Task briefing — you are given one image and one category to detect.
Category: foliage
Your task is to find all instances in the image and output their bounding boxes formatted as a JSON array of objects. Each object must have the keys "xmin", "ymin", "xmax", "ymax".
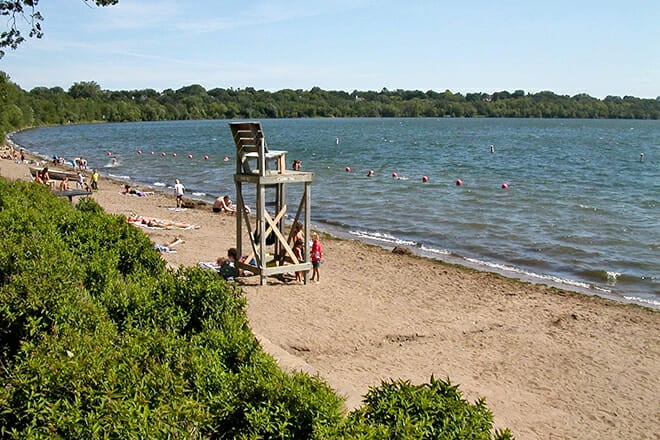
[
  {"xmin": 328, "ymin": 377, "xmax": 514, "ymax": 440},
  {"xmin": 2, "ymin": 71, "xmax": 660, "ymax": 140},
  {"xmin": 0, "ymin": 179, "xmax": 511, "ymax": 438},
  {"xmin": 0, "ymin": 179, "xmax": 345, "ymax": 438},
  {"xmin": 0, "ymin": 1, "xmax": 118, "ymax": 58}
]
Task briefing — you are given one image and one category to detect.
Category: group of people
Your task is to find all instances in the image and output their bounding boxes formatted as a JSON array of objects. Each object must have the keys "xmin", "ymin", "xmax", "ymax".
[
  {"xmin": 33, "ymin": 165, "xmax": 99, "ymax": 192},
  {"xmin": 289, "ymin": 222, "xmax": 322, "ymax": 283},
  {"xmin": 208, "ymin": 222, "xmax": 323, "ymax": 284},
  {"xmin": 136, "ymin": 178, "xmax": 324, "ymax": 284},
  {"xmin": 0, "ymin": 146, "xmax": 23, "ymax": 162}
]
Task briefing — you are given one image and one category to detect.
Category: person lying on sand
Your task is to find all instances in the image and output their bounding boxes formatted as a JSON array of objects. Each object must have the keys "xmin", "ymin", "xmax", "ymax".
[
  {"xmin": 153, "ymin": 236, "xmax": 184, "ymax": 253},
  {"xmin": 122, "ymin": 184, "xmax": 153, "ymax": 197},
  {"xmin": 126, "ymin": 214, "xmax": 197, "ymax": 229}
]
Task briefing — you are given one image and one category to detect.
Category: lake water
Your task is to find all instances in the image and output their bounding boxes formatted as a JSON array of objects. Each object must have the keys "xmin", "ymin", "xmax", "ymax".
[{"xmin": 11, "ymin": 118, "xmax": 660, "ymax": 308}]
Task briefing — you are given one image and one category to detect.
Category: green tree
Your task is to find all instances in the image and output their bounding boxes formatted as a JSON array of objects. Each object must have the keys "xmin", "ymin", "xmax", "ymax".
[{"xmin": 68, "ymin": 81, "xmax": 102, "ymax": 99}]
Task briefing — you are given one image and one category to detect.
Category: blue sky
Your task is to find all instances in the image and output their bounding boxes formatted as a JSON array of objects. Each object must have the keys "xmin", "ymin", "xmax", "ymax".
[{"xmin": 2, "ymin": 0, "xmax": 659, "ymax": 98}]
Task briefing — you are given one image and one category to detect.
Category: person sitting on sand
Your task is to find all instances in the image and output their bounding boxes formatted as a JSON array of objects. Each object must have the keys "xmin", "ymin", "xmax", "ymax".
[
  {"xmin": 59, "ymin": 177, "xmax": 70, "ymax": 191},
  {"xmin": 216, "ymin": 247, "xmax": 241, "ymax": 281},
  {"xmin": 41, "ymin": 166, "xmax": 50, "ymax": 182},
  {"xmin": 213, "ymin": 195, "xmax": 238, "ymax": 214},
  {"xmin": 34, "ymin": 171, "xmax": 45, "ymax": 185}
]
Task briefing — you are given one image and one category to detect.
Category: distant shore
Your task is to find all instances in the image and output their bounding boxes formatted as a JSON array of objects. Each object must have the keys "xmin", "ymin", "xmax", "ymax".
[{"xmin": 2, "ymin": 141, "xmax": 659, "ymax": 439}]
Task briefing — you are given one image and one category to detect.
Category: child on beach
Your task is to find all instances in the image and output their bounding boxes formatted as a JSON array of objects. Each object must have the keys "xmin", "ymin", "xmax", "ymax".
[
  {"xmin": 91, "ymin": 169, "xmax": 99, "ymax": 190},
  {"xmin": 310, "ymin": 232, "xmax": 322, "ymax": 283},
  {"xmin": 174, "ymin": 179, "xmax": 185, "ymax": 208}
]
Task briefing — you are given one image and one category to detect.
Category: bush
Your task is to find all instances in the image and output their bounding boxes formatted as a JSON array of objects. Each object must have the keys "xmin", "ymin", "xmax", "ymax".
[
  {"xmin": 325, "ymin": 376, "xmax": 513, "ymax": 439},
  {"xmin": 0, "ymin": 178, "xmax": 511, "ymax": 438}
]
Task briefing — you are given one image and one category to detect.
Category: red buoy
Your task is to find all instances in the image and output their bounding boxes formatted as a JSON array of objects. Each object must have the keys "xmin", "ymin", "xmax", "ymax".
[
  {"xmin": 204, "ymin": 155, "xmax": 209, "ymax": 160},
  {"xmin": 501, "ymin": 183, "xmax": 509, "ymax": 189},
  {"xmin": 172, "ymin": 153, "xmax": 177, "ymax": 157},
  {"xmin": 161, "ymin": 152, "xmax": 166, "ymax": 157},
  {"xmin": 456, "ymin": 179, "xmax": 462, "ymax": 186},
  {"xmin": 422, "ymin": 175, "xmax": 429, "ymax": 183},
  {"xmin": 137, "ymin": 150, "xmax": 142, "ymax": 155},
  {"xmin": 392, "ymin": 172, "xmax": 398, "ymax": 178},
  {"xmin": 345, "ymin": 166, "xmax": 351, "ymax": 172},
  {"xmin": 187, "ymin": 154, "xmax": 193, "ymax": 159}
]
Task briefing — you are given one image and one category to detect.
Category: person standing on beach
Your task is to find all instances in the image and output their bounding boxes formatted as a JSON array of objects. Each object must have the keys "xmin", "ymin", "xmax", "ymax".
[
  {"xmin": 91, "ymin": 169, "xmax": 99, "ymax": 190},
  {"xmin": 293, "ymin": 239, "xmax": 305, "ymax": 283},
  {"xmin": 174, "ymin": 179, "xmax": 185, "ymax": 208},
  {"xmin": 310, "ymin": 232, "xmax": 322, "ymax": 283}
]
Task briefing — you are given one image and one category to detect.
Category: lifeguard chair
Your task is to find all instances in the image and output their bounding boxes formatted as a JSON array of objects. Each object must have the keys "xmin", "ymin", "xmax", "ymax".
[{"xmin": 229, "ymin": 121, "xmax": 314, "ymax": 285}]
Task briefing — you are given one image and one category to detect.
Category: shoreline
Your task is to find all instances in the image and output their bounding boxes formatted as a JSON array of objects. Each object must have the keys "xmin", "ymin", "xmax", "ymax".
[
  {"xmin": 2, "ymin": 143, "xmax": 659, "ymax": 439},
  {"xmin": 8, "ymin": 129, "xmax": 657, "ymax": 309},
  {"xmin": 19, "ymin": 138, "xmax": 656, "ymax": 312}
]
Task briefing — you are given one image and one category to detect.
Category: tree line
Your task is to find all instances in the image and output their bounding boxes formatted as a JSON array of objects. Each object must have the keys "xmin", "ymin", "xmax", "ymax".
[{"xmin": 2, "ymin": 71, "xmax": 659, "ymax": 140}]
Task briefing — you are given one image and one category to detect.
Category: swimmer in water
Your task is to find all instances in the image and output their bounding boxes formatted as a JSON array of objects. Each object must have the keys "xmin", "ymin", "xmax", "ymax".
[{"xmin": 640, "ymin": 152, "xmax": 645, "ymax": 162}]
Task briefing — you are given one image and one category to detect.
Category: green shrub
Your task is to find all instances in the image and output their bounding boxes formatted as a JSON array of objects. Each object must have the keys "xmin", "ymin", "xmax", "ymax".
[
  {"xmin": 0, "ymin": 178, "xmax": 512, "ymax": 439},
  {"xmin": 332, "ymin": 376, "xmax": 513, "ymax": 439}
]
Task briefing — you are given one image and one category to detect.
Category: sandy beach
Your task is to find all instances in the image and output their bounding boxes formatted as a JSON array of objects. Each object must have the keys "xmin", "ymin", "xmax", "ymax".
[{"xmin": 2, "ymin": 151, "xmax": 658, "ymax": 439}]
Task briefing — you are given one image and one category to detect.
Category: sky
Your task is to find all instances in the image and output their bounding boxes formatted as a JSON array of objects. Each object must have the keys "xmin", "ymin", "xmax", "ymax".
[{"xmin": 1, "ymin": 0, "xmax": 659, "ymax": 98}]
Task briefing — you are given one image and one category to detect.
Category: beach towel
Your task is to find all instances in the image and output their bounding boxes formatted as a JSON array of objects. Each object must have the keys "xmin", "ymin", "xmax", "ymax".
[
  {"xmin": 198, "ymin": 261, "xmax": 220, "ymax": 271},
  {"xmin": 154, "ymin": 244, "xmax": 176, "ymax": 253},
  {"xmin": 198, "ymin": 261, "xmax": 254, "ymax": 278}
]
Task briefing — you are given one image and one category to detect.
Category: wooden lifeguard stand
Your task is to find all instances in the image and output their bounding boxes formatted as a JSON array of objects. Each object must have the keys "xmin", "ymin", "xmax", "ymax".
[{"xmin": 229, "ymin": 122, "xmax": 314, "ymax": 285}]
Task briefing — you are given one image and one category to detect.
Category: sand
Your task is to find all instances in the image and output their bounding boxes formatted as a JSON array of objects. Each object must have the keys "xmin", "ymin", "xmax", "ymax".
[{"xmin": 2, "ymin": 150, "xmax": 658, "ymax": 439}]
